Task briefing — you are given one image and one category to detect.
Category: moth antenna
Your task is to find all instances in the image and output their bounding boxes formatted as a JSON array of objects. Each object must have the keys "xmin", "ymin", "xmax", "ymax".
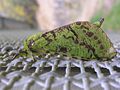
[
  {"xmin": 99, "ymin": 17, "xmax": 104, "ymax": 27},
  {"xmin": 93, "ymin": 17, "xmax": 104, "ymax": 27}
]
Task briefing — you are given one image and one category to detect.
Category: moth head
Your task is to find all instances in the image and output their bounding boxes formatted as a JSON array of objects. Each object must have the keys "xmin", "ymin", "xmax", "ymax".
[{"xmin": 93, "ymin": 17, "xmax": 104, "ymax": 28}]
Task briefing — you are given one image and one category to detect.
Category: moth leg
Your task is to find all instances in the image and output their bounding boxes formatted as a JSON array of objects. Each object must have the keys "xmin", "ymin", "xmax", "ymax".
[
  {"xmin": 44, "ymin": 53, "xmax": 51, "ymax": 59},
  {"xmin": 57, "ymin": 53, "xmax": 68, "ymax": 59},
  {"xmin": 37, "ymin": 53, "xmax": 52, "ymax": 59},
  {"xmin": 30, "ymin": 55, "xmax": 37, "ymax": 62},
  {"xmin": 31, "ymin": 55, "xmax": 36, "ymax": 62},
  {"xmin": 28, "ymin": 52, "xmax": 37, "ymax": 62}
]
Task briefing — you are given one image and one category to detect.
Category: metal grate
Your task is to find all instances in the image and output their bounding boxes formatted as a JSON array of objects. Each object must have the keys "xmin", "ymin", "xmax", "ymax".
[{"xmin": 0, "ymin": 34, "xmax": 120, "ymax": 90}]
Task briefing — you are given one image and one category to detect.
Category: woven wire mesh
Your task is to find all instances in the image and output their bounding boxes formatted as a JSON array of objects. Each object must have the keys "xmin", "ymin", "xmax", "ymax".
[{"xmin": 0, "ymin": 31, "xmax": 120, "ymax": 90}]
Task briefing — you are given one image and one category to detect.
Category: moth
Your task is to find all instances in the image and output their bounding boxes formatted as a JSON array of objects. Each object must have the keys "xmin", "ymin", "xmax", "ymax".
[{"xmin": 15, "ymin": 18, "xmax": 116, "ymax": 60}]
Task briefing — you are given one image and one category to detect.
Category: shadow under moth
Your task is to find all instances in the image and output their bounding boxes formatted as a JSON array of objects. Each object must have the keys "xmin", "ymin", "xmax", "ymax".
[{"xmin": 15, "ymin": 18, "xmax": 117, "ymax": 60}]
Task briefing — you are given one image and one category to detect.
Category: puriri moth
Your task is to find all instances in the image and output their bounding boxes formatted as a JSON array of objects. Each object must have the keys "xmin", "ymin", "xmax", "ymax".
[{"xmin": 15, "ymin": 18, "xmax": 116, "ymax": 60}]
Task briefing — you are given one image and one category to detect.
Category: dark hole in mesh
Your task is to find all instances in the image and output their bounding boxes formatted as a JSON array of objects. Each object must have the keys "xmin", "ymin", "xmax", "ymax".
[
  {"xmin": 100, "ymin": 68, "xmax": 110, "ymax": 76},
  {"xmin": 30, "ymin": 67, "xmax": 52, "ymax": 74},
  {"xmin": 85, "ymin": 67, "xmax": 110, "ymax": 76},
  {"xmin": 85, "ymin": 67, "xmax": 96, "ymax": 74},
  {"xmin": 113, "ymin": 66, "xmax": 120, "ymax": 72}
]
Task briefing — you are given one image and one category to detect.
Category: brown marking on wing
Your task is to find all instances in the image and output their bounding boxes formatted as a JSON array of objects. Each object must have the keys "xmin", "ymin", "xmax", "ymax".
[
  {"xmin": 83, "ymin": 30, "xmax": 86, "ymax": 33},
  {"xmin": 81, "ymin": 43, "xmax": 100, "ymax": 59},
  {"xmin": 28, "ymin": 39, "xmax": 35, "ymax": 48},
  {"xmin": 41, "ymin": 32, "xmax": 54, "ymax": 46},
  {"xmin": 97, "ymin": 40, "xmax": 101, "ymax": 44},
  {"xmin": 41, "ymin": 33, "xmax": 47, "ymax": 37},
  {"xmin": 63, "ymin": 35, "xmax": 79, "ymax": 44},
  {"xmin": 100, "ymin": 44, "xmax": 104, "ymax": 49},
  {"xmin": 59, "ymin": 47, "xmax": 68, "ymax": 53},
  {"xmin": 79, "ymin": 42, "xmax": 86, "ymax": 46},
  {"xmin": 94, "ymin": 36, "xmax": 98, "ymax": 40},
  {"xmin": 68, "ymin": 26, "xmax": 78, "ymax": 38},
  {"xmin": 72, "ymin": 56, "xmax": 78, "ymax": 59},
  {"xmin": 81, "ymin": 25, "xmax": 89, "ymax": 30},
  {"xmin": 86, "ymin": 32, "xmax": 94, "ymax": 37},
  {"xmin": 80, "ymin": 22, "xmax": 91, "ymax": 30},
  {"xmin": 76, "ymin": 22, "xmax": 81, "ymax": 25},
  {"xmin": 28, "ymin": 40, "xmax": 38, "ymax": 53},
  {"xmin": 45, "ymin": 38, "xmax": 53, "ymax": 46},
  {"xmin": 50, "ymin": 31, "xmax": 56, "ymax": 39}
]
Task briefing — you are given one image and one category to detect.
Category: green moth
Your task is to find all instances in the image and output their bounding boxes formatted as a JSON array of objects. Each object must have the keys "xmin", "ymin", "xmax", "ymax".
[{"xmin": 15, "ymin": 18, "xmax": 116, "ymax": 60}]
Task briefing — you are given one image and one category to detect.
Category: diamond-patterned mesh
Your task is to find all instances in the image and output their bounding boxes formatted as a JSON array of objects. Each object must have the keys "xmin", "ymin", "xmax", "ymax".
[{"xmin": 0, "ymin": 31, "xmax": 120, "ymax": 90}]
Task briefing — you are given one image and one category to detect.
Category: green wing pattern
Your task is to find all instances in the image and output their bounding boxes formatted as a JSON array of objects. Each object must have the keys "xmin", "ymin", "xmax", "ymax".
[{"xmin": 22, "ymin": 19, "xmax": 116, "ymax": 60}]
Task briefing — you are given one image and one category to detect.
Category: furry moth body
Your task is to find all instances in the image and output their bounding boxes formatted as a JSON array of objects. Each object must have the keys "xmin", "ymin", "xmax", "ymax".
[{"xmin": 18, "ymin": 18, "xmax": 116, "ymax": 60}]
